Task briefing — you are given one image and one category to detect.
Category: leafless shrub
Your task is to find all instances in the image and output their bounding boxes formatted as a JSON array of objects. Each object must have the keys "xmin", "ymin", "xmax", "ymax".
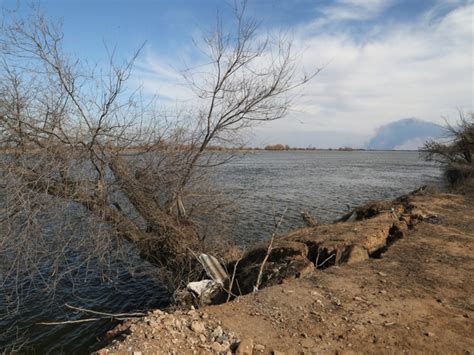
[
  {"xmin": 422, "ymin": 111, "xmax": 474, "ymax": 186},
  {"xmin": 0, "ymin": 0, "xmax": 316, "ymax": 304}
]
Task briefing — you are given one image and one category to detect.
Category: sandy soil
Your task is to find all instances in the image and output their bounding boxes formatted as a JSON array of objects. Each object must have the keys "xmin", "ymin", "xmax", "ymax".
[{"xmin": 100, "ymin": 190, "xmax": 474, "ymax": 354}]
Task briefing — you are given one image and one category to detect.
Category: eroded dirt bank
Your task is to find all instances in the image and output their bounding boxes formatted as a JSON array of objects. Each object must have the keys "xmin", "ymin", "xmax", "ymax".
[{"xmin": 99, "ymin": 188, "xmax": 474, "ymax": 354}]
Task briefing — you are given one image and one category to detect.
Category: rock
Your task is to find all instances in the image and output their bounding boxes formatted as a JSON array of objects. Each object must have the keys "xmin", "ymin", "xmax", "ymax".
[
  {"xmin": 186, "ymin": 279, "xmax": 224, "ymax": 305},
  {"xmin": 190, "ymin": 321, "xmax": 206, "ymax": 333},
  {"xmin": 162, "ymin": 317, "xmax": 174, "ymax": 326},
  {"xmin": 187, "ymin": 279, "xmax": 218, "ymax": 296},
  {"xmin": 211, "ymin": 342, "xmax": 228, "ymax": 352},
  {"xmin": 188, "ymin": 309, "xmax": 198, "ymax": 317},
  {"xmin": 273, "ymin": 351, "xmax": 286, "ymax": 355},
  {"xmin": 424, "ymin": 331, "xmax": 435, "ymax": 337},
  {"xmin": 216, "ymin": 335, "xmax": 228, "ymax": 344},
  {"xmin": 236, "ymin": 338, "xmax": 254, "ymax": 355},
  {"xmin": 254, "ymin": 344, "xmax": 265, "ymax": 351},
  {"xmin": 345, "ymin": 244, "xmax": 369, "ymax": 264},
  {"xmin": 212, "ymin": 325, "xmax": 223, "ymax": 338},
  {"xmin": 297, "ymin": 261, "xmax": 315, "ymax": 277}
]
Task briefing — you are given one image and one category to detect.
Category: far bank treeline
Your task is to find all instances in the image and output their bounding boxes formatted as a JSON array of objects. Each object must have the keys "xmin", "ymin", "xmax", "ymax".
[
  {"xmin": 0, "ymin": 141, "xmax": 363, "ymax": 153},
  {"xmin": 209, "ymin": 144, "xmax": 364, "ymax": 151},
  {"xmin": 0, "ymin": 141, "xmax": 364, "ymax": 153}
]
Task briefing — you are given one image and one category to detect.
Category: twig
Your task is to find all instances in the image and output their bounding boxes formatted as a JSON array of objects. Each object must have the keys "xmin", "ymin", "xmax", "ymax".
[
  {"xmin": 317, "ymin": 253, "xmax": 335, "ymax": 268},
  {"xmin": 314, "ymin": 248, "xmax": 320, "ymax": 266},
  {"xmin": 226, "ymin": 256, "xmax": 242, "ymax": 302},
  {"xmin": 65, "ymin": 303, "xmax": 146, "ymax": 318},
  {"xmin": 253, "ymin": 207, "xmax": 288, "ymax": 293},
  {"xmin": 235, "ymin": 279, "xmax": 242, "ymax": 296},
  {"xmin": 37, "ymin": 304, "xmax": 147, "ymax": 325},
  {"xmin": 37, "ymin": 318, "xmax": 100, "ymax": 325}
]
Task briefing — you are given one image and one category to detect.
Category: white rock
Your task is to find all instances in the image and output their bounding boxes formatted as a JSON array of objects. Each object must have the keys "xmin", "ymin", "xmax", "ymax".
[
  {"xmin": 187, "ymin": 280, "xmax": 218, "ymax": 296},
  {"xmin": 190, "ymin": 321, "xmax": 206, "ymax": 333}
]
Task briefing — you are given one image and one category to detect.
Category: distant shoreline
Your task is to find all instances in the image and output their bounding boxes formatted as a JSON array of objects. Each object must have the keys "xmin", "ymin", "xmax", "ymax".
[
  {"xmin": 216, "ymin": 148, "xmax": 422, "ymax": 153},
  {"xmin": 0, "ymin": 147, "xmax": 423, "ymax": 154}
]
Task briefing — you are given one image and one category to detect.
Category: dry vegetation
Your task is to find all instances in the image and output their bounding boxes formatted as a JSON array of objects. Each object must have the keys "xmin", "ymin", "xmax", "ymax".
[
  {"xmin": 423, "ymin": 112, "xmax": 474, "ymax": 187},
  {"xmin": 0, "ymin": 1, "xmax": 316, "ymax": 310}
]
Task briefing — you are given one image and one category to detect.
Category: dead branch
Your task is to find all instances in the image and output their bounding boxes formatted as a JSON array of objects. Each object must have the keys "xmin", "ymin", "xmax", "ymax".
[
  {"xmin": 317, "ymin": 254, "xmax": 335, "ymax": 268},
  {"xmin": 226, "ymin": 256, "xmax": 242, "ymax": 302},
  {"xmin": 253, "ymin": 207, "xmax": 288, "ymax": 293},
  {"xmin": 65, "ymin": 304, "xmax": 146, "ymax": 318},
  {"xmin": 37, "ymin": 318, "xmax": 101, "ymax": 325}
]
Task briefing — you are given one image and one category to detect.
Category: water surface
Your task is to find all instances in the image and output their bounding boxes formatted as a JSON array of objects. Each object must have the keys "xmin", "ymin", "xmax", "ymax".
[{"xmin": 219, "ymin": 151, "xmax": 441, "ymax": 244}]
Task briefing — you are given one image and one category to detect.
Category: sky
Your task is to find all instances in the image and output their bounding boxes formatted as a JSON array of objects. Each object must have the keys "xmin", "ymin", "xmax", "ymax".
[{"xmin": 1, "ymin": 0, "xmax": 472, "ymax": 148}]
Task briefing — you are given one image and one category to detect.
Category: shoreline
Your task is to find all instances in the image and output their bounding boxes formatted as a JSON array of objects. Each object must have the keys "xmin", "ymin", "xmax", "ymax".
[{"xmin": 97, "ymin": 186, "xmax": 474, "ymax": 354}]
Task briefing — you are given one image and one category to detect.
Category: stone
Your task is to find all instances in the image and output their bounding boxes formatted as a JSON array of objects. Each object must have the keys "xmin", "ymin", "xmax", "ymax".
[
  {"xmin": 236, "ymin": 338, "xmax": 254, "ymax": 355},
  {"xmin": 212, "ymin": 325, "xmax": 223, "ymax": 338},
  {"xmin": 216, "ymin": 335, "xmax": 228, "ymax": 344},
  {"xmin": 254, "ymin": 344, "xmax": 265, "ymax": 351},
  {"xmin": 345, "ymin": 244, "xmax": 369, "ymax": 264},
  {"xmin": 211, "ymin": 342, "xmax": 227, "ymax": 352},
  {"xmin": 190, "ymin": 321, "xmax": 206, "ymax": 333},
  {"xmin": 162, "ymin": 318, "xmax": 174, "ymax": 326},
  {"xmin": 187, "ymin": 280, "xmax": 218, "ymax": 297}
]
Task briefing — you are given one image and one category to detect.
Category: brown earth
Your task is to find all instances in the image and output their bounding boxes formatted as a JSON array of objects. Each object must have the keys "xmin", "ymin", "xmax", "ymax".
[{"xmin": 99, "ymin": 188, "xmax": 474, "ymax": 354}]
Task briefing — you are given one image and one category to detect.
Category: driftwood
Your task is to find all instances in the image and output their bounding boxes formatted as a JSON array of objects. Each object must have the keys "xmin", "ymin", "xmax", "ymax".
[{"xmin": 37, "ymin": 304, "xmax": 147, "ymax": 326}]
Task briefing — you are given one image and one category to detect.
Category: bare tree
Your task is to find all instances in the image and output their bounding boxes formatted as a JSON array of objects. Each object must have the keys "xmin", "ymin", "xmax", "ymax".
[
  {"xmin": 0, "ymin": 2, "xmax": 315, "ymax": 296},
  {"xmin": 423, "ymin": 111, "xmax": 474, "ymax": 185}
]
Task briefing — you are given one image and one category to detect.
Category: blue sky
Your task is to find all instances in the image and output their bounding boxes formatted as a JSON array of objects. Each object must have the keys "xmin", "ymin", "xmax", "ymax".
[{"xmin": 1, "ymin": 0, "xmax": 472, "ymax": 147}]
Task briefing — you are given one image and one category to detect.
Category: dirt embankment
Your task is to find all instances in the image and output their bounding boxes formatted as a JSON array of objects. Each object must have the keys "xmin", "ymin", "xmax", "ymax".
[{"xmin": 98, "ymin": 188, "xmax": 474, "ymax": 354}]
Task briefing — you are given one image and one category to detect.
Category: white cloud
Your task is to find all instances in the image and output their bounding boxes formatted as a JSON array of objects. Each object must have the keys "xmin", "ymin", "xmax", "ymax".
[
  {"xmin": 318, "ymin": 0, "xmax": 394, "ymax": 22},
  {"xmin": 134, "ymin": 51, "xmax": 194, "ymax": 103},
  {"xmin": 136, "ymin": 3, "xmax": 473, "ymax": 148},
  {"xmin": 251, "ymin": 3, "xmax": 473, "ymax": 146}
]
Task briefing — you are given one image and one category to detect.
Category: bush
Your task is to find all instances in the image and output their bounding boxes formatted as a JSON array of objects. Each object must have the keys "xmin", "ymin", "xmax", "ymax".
[
  {"xmin": 264, "ymin": 144, "xmax": 288, "ymax": 151},
  {"xmin": 423, "ymin": 112, "xmax": 474, "ymax": 187}
]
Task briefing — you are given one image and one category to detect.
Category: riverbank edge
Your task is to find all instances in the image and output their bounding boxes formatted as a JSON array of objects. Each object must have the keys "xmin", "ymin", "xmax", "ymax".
[{"xmin": 97, "ymin": 185, "xmax": 474, "ymax": 354}]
